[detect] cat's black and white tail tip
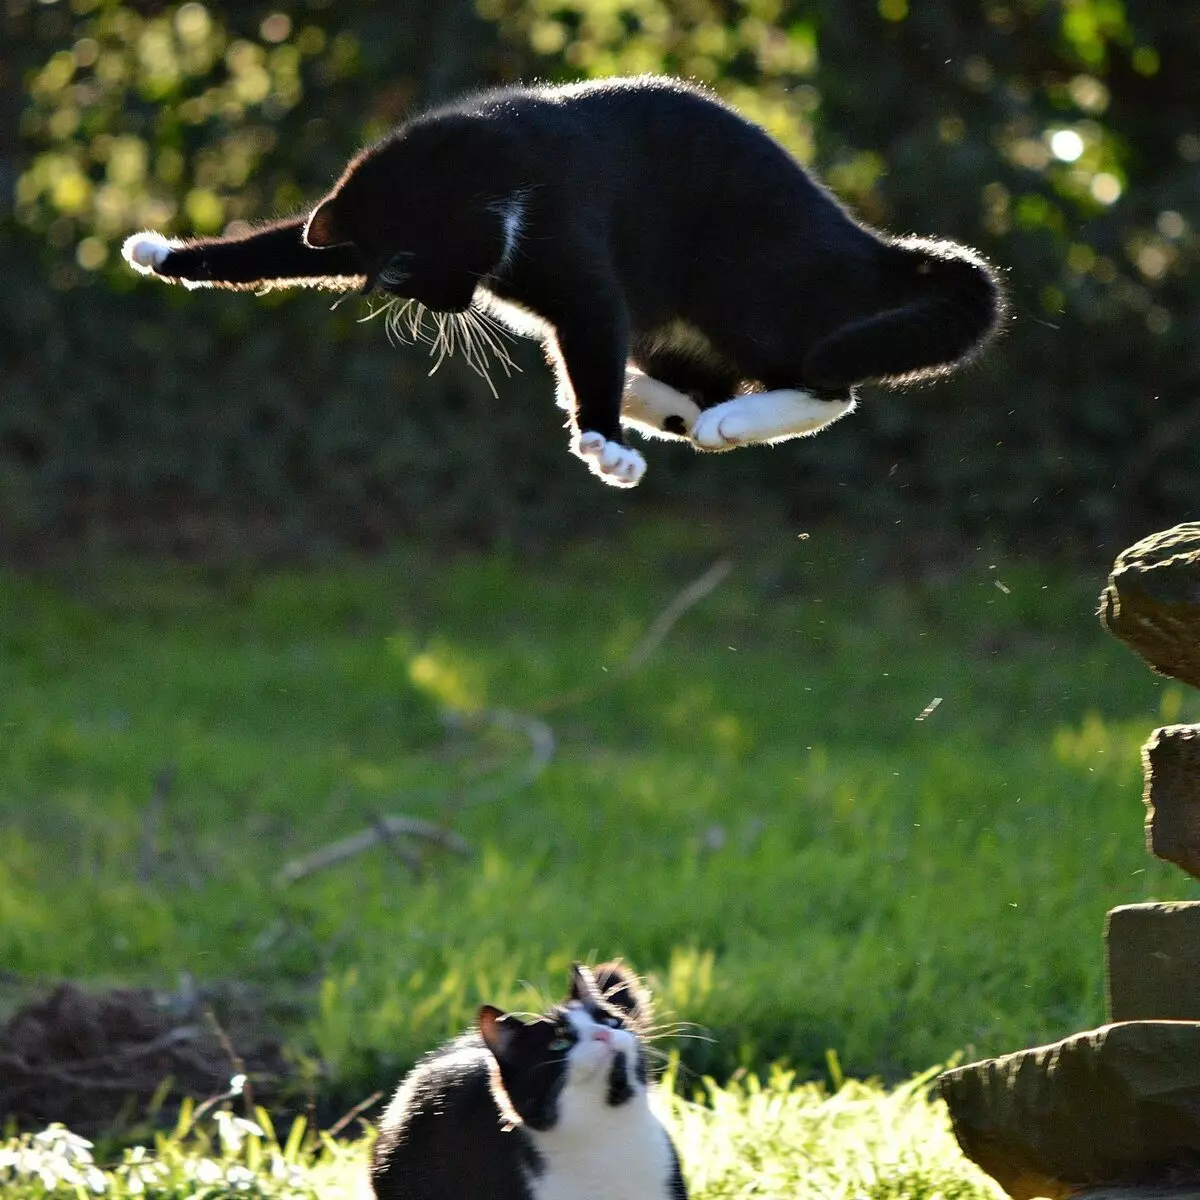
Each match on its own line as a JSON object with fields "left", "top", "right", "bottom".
{"left": 122, "top": 231, "right": 178, "bottom": 275}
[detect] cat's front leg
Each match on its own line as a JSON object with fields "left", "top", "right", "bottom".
{"left": 550, "top": 300, "right": 647, "bottom": 488}
{"left": 122, "top": 216, "right": 365, "bottom": 292}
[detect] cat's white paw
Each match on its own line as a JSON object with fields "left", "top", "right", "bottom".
{"left": 691, "top": 391, "right": 855, "bottom": 451}
{"left": 573, "top": 431, "right": 647, "bottom": 487}
{"left": 621, "top": 370, "right": 701, "bottom": 441}
{"left": 121, "top": 231, "right": 178, "bottom": 274}
{"left": 690, "top": 404, "right": 755, "bottom": 452}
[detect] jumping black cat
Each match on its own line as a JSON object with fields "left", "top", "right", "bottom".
{"left": 368, "top": 961, "right": 686, "bottom": 1200}
{"left": 123, "top": 75, "right": 1004, "bottom": 488}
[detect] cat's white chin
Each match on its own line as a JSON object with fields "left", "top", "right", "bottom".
{"left": 573, "top": 432, "right": 646, "bottom": 487}
{"left": 122, "top": 231, "right": 178, "bottom": 273}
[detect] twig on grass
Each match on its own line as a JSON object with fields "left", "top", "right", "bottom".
{"left": 532, "top": 558, "right": 733, "bottom": 714}
{"left": 440, "top": 707, "right": 556, "bottom": 811}
{"left": 327, "top": 1089, "right": 385, "bottom": 1138}
{"left": 370, "top": 809, "right": 427, "bottom": 876}
{"left": 274, "top": 562, "right": 727, "bottom": 885}
{"left": 137, "top": 764, "right": 177, "bottom": 884}
{"left": 205, "top": 1006, "right": 253, "bottom": 1115}
{"left": 275, "top": 815, "right": 471, "bottom": 887}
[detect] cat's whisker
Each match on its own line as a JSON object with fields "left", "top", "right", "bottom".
{"left": 357, "top": 299, "right": 391, "bottom": 324}
{"left": 469, "top": 306, "right": 519, "bottom": 377}
{"left": 401, "top": 300, "right": 418, "bottom": 339}
{"left": 461, "top": 310, "right": 502, "bottom": 398}
{"left": 385, "top": 300, "right": 405, "bottom": 348}
{"left": 356, "top": 292, "right": 522, "bottom": 396}
{"left": 641, "top": 1022, "right": 715, "bottom": 1045}
{"left": 416, "top": 306, "right": 432, "bottom": 345}
{"left": 472, "top": 305, "right": 519, "bottom": 369}
{"left": 427, "top": 310, "right": 454, "bottom": 376}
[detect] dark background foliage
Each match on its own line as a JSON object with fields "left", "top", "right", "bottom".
{"left": 2, "top": 0, "right": 1197, "bottom": 557}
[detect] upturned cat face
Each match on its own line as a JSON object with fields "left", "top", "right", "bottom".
{"left": 302, "top": 119, "right": 512, "bottom": 312}
{"left": 478, "top": 962, "right": 650, "bottom": 1132}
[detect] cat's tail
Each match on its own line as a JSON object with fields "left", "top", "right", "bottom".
{"left": 121, "top": 216, "right": 366, "bottom": 293}
{"left": 803, "top": 236, "right": 1005, "bottom": 389}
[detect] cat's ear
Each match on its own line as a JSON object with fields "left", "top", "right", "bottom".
{"left": 592, "top": 961, "right": 650, "bottom": 1023}
{"left": 304, "top": 197, "right": 348, "bottom": 248}
{"left": 479, "top": 1005, "right": 517, "bottom": 1059}
{"left": 568, "top": 962, "right": 601, "bottom": 1006}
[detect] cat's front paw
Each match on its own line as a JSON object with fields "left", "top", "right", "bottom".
{"left": 573, "top": 432, "right": 646, "bottom": 487}
{"left": 122, "top": 231, "right": 178, "bottom": 275}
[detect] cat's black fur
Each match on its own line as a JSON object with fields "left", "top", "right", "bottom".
{"left": 369, "top": 962, "right": 687, "bottom": 1200}
{"left": 123, "top": 76, "right": 1003, "bottom": 483}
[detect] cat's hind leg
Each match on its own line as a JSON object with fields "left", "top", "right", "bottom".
{"left": 620, "top": 368, "right": 701, "bottom": 441}
{"left": 690, "top": 389, "right": 856, "bottom": 452}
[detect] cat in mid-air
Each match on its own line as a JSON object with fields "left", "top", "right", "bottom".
{"left": 123, "top": 75, "right": 1004, "bottom": 489}
{"left": 368, "top": 961, "right": 686, "bottom": 1200}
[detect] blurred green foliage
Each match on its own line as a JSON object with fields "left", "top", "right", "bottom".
{"left": 2, "top": 0, "right": 1198, "bottom": 552}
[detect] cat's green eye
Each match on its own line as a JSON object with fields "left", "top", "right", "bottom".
{"left": 549, "top": 1035, "right": 572, "bottom": 1052}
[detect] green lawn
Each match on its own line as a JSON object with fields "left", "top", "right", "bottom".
{"left": 0, "top": 1067, "right": 1005, "bottom": 1200}
{"left": 2, "top": 517, "right": 1196, "bottom": 1106}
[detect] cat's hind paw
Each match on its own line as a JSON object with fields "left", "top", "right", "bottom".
{"left": 573, "top": 432, "right": 647, "bottom": 488}
{"left": 621, "top": 370, "right": 701, "bottom": 441}
{"left": 122, "top": 231, "right": 179, "bottom": 274}
{"left": 691, "top": 391, "right": 856, "bottom": 451}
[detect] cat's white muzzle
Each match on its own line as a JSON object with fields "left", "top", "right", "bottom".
{"left": 567, "top": 1017, "right": 637, "bottom": 1084}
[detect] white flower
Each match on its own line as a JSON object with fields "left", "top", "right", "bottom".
{"left": 215, "top": 1109, "right": 265, "bottom": 1154}
{"left": 195, "top": 1157, "right": 224, "bottom": 1185}
{"left": 224, "top": 1163, "right": 258, "bottom": 1190}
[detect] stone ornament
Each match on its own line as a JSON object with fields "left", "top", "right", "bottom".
{"left": 1099, "top": 522, "right": 1200, "bottom": 690}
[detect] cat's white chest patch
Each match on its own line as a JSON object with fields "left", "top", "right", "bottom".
{"left": 527, "top": 1100, "right": 675, "bottom": 1200}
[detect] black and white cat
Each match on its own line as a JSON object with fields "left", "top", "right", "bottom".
{"left": 369, "top": 961, "right": 686, "bottom": 1200}
{"left": 123, "top": 75, "right": 1004, "bottom": 489}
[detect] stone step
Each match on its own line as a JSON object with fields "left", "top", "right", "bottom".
{"left": 1140, "top": 725, "right": 1200, "bottom": 880}
{"left": 939, "top": 1021, "right": 1200, "bottom": 1200}
{"left": 1108, "top": 903, "right": 1200, "bottom": 1022}
{"left": 1099, "top": 522, "right": 1200, "bottom": 690}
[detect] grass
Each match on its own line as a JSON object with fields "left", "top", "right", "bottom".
{"left": 0, "top": 1066, "right": 1006, "bottom": 1199}
{"left": 2, "top": 515, "right": 1197, "bottom": 1108}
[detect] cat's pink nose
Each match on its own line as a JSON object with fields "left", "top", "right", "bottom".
{"left": 593, "top": 1026, "right": 613, "bottom": 1044}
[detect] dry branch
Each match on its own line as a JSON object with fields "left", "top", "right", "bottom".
{"left": 533, "top": 558, "right": 732, "bottom": 713}
{"left": 275, "top": 815, "right": 471, "bottom": 887}
{"left": 137, "top": 764, "right": 176, "bottom": 884}
{"left": 274, "top": 561, "right": 728, "bottom": 886}
{"left": 440, "top": 706, "right": 556, "bottom": 809}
